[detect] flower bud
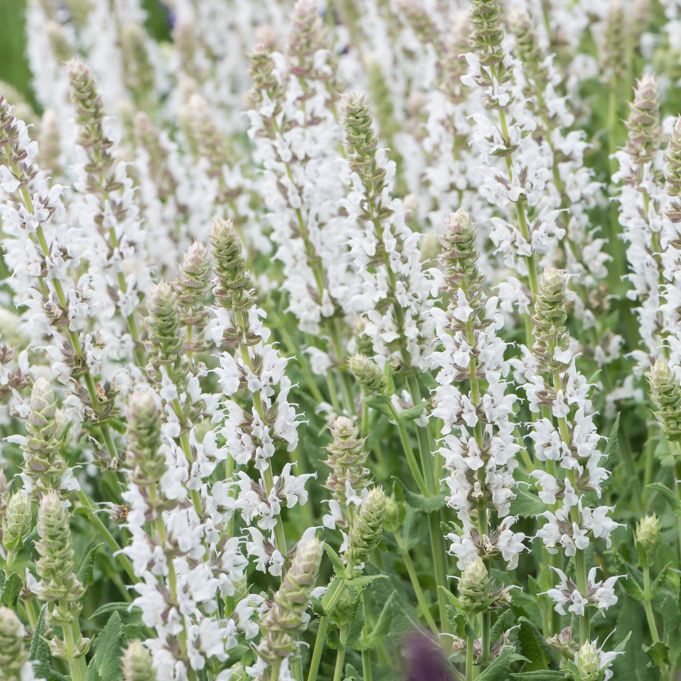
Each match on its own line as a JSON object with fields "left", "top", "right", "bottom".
{"left": 665, "top": 117, "right": 681, "bottom": 223}
{"left": 459, "top": 558, "right": 490, "bottom": 613}
{"left": 120, "top": 23, "right": 155, "bottom": 108}
{"left": 574, "top": 641, "right": 603, "bottom": 681}
{"left": 38, "top": 108, "right": 61, "bottom": 177}
{"left": 176, "top": 242, "right": 211, "bottom": 348}
{"left": 258, "top": 536, "right": 323, "bottom": 661}
{"left": 126, "top": 391, "right": 165, "bottom": 486}
{"left": 210, "top": 218, "right": 253, "bottom": 312}
{"left": 24, "top": 377, "right": 66, "bottom": 496}
{"left": 35, "top": 492, "right": 85, "bottom": 620}
{"left": 650, "top": 359, "right": 681, "bottom": 444}
{"left": 288, "top": 0, "right": 326, "bottom": 64}
{"left": 509, "top": 8, "right": 545, "bottom": 86}
{"left": 602, "top": 0, "right": 627, "bottom": 81}
{"left": 635, "top": 514, "right": 661, "bottom": 566}
{"left": 123, "top": 640, "right": 157, "bottom": 681}
{"left": 532, "top": 268, "right": 568, "bottom": 373}
{"left": 349, "top": 354, "right": 387, "bottom": 395}
{"left": 441, "top": 210, "right": 484, "bottom": 307}
{"left": 341, "top": 93, "right": 386, "bottom": 201}
{"left": 0, "top": 606, "right": 28, "bottom": 679}
{"left": 345, "top": 487, "right": 388, "bottom": 575}
{"left": 470, "top": 0, "right": 506, "bottom": 79}
{"left": 324, "top": 417, "right": 370, "bottom": 511}
{"left": 147, "top": 281, "right": 183, "bottom": 373}
{"left": 624, "top": 75, "right": 659, "bottom": 171}
{"left": 2, "top": 490, "right": 31, "bottom": 554}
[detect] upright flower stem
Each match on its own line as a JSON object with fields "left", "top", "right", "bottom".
{"left": 332, "top": 626, "right": 348, "bottom": 681}
{"left": 306, "top": 616, "right": 329, "bottom": 681}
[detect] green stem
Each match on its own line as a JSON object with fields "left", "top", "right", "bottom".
{"left": 395, "top": 536, "right": 439, "bottom": 634}
{"left": 332, "top": 626, "right": 348, "bottom": 681}
{"left": 63, "top": 618, "right": 87, "bottom": 681}
{"left": 387, "top": 403, "right": 428, "bottom": 495}
{"left": 362, "top": 649, "right": 373, "bottom": 681}
{"left": 306, "top": 616, "right": 329, "bottom": 681}
{"left": 270, "top": 659, "right": 282, "bottom": 681}
{"left": 466, "top": 626, "right": 475, "bottom": 681}
{"left": 575, "top": 549, "right": 590, "bottom": 644}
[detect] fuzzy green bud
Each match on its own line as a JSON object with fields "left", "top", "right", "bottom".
{"left": 349, "top": 354, "right": 387, "bottom": 395}
{"left": 635, "top": 514, "right": 661, "bottom": 566}
{"left": 126, "top": 391, "right": 165, "bottom": 486}
{"left": 574, "top": 641, "right": 603, "bottom": 681}
{"left": 288, "top": 0, "right": 327, "bottom": 66}
{"left": 625, "top": 75, "right": 659, "bottom": 172}
{"left": 35, "top": 492, "right": 85, "bottom": 621}
{"left": 509, "top": 8, "right": 547, "bottom": 90}
{"left": 345, "top": 487, "right": 388, "bottom": 575}
{"left": 24, "top": 377, "right": 66, "bottom": 496}
{"left": 324, "top": 417, "right": 370, "bottom": 510}
{"left": 123, "top": 640, "right": 157, "bottom": 681}
{"left": 665, "top": 117, "right": 681, "bottom": 224}
{"left": 650, "top": 359, "right": 681, "bottom": 444}
{"left": 0, "top": 607, "right": 28, "bottom": 679}
{"left": 459, "top": 558, "right": 490, "bottom": 613}
{"left": 470, "top": 0, "right": 507, "bottom": 79}
{"left": 176, "top": 242, "right": 211, "bottom": 349}
{"left": 532, "top": 268, "right": 568, "bottom": 374}
{"left": 120, "top": 23, "right": 155, "bottom": 108}
{"left": 341, "top": 93, "right": 386, "bottom": 204}
{"left": 210, "top": 218, "right": 253, "bottom": 312}
{"left": 441, "top": 210, "right": 484, "bottom": 316}
{"left": 2, "top": 490, "right": 31, "bottom": 555}
{"left": 68, "top": 60, "right": 121, "bottom": 199}
{"left": 602, "top": 0, "right": 627, "bottom": 81}
{"left": 258, "top": 536, "right": 323, "bottom": 661}
{"left": 147, "top": 281, "right": 183, "bottom": 373}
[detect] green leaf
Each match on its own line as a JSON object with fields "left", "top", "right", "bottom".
{"left": 611, "top": 601, "right": 648, "bottom": 681}
{"left": 323, "top": 543, "right": 346, "bottom": 576}
{"left": 477, "top": 646, "right": 526, "bottom": 681}
{"left": 358, "top": 590, "right": 396, "bottom": 650}
{"left": 90, "top": 612, "right": 124, "bottom": 681}
{"left": 78, "top": 542, "right": 103, "bottom": 586}
{"left": 29, "top": 605, "right": 52, "bottom": 677}
{"left": 0, "top": 572, "right": 21, "bottom": 607}
{"left": 402, "top": 486, "right": 446, "bottom": 513}
{"left": 644, "top": 641, "right": 669, "bottom": 668}
{"left": 648, "top": 482, "right": 681, "bottom": 515}
{"left": 90, "top": 602, "right": 132, "bottom": 619}
{"left": 511, "top": 673, "right": 566, "bottom": 680}
{"left": 516, "top": 617, "right": 556, "bottom": 671}
{"left": 509, "top": 487, "right": 546, "bottom": 518}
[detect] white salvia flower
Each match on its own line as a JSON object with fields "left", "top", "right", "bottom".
{"left": 434, "top": 211, "right": 524, "bottom": 569}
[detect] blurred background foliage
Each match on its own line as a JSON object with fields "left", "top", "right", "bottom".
{"left": 0, "top": 0, "right": 169, "bottom": 106}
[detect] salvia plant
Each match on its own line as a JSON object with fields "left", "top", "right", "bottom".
{"left": 2, "top": 0, "right": 681, "bottom": 679}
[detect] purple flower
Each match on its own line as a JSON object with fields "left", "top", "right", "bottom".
{"left": 403, "top": 633, "right": 454, "bottom": 681}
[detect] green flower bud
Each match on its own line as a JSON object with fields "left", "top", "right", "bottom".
{"left": 258, "top": 536, "right": 323, "bottom": 661}
{"left": 602, "top": 0, "right": 627, "bottom": 82}
{"left": 175, "top": 242, "right": 211, "bottom": 349}
{"left": 2, "top": 490, "right": 32, "bottom": 554}
{"left": 123, "top": 640, "right": 157, "bottom": 681}
{"left": 635, "top": 514, "right": 661, "bottom": 566}
{"left": 441, "top": 210, "right": 484, "bottom": 316}
{"left": 134, "top": 112, "right": 177, "bottom": 201}
{"left": 349, "top": 354, "right": 387, "bottom": 396}
{"left": 650, "top": 359, "right": 681, "bottom": 444}
{"left": 509, "top": 8, "right": 547, "bottom": 90}
{"left": 324, "top": 417, "right": 370, "bottom": 511}
{"left": 35, "top": 492, "right": 85, "bottom": 621}
{"left": 574, "top": 641, "right": 603, "bottom": 681}
{"left": 665, "top": 117, "right": 681, "bottom": 223}
{"left": 532, "top": 268, "right": 568, "bottom": 374}
{"left": 0, "top": 607, "right": 28, "bottom": 680}
{"left": 147, "top": 281, "right": 183, "bottom": 374}
{"left": 24, "top": 377, "right": 66, "bottom": 497}
{"left": 624, "top": 75, "right": 659, "bottom": 172}
{"left": 46, "top": 21, "right": 74, "bottom": 62}
{"left": 288, "top": 0, "right": 327, "bottom": 65}
{"left": 68, "top": 60, "right": 121, "bottom": 200}
{"left": 341, "top": 93, "right": 386, "bottom": 204}
{"left": 345, "top": 487, "right": 388, "bottom": 575}
{"left": 459, "top": 558, "right": 490, "bottom": 614}
{"left": 120, "top": 23, "right": 155, "bottom": 108}
{"left": 470, "top": 0, "right": 507, "bottom": 80}
{"left": 210, "top": 218, "right": 253, "bottom": 312}
{"left": 126, "top": 391, "right": 165, "bottom": 486}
